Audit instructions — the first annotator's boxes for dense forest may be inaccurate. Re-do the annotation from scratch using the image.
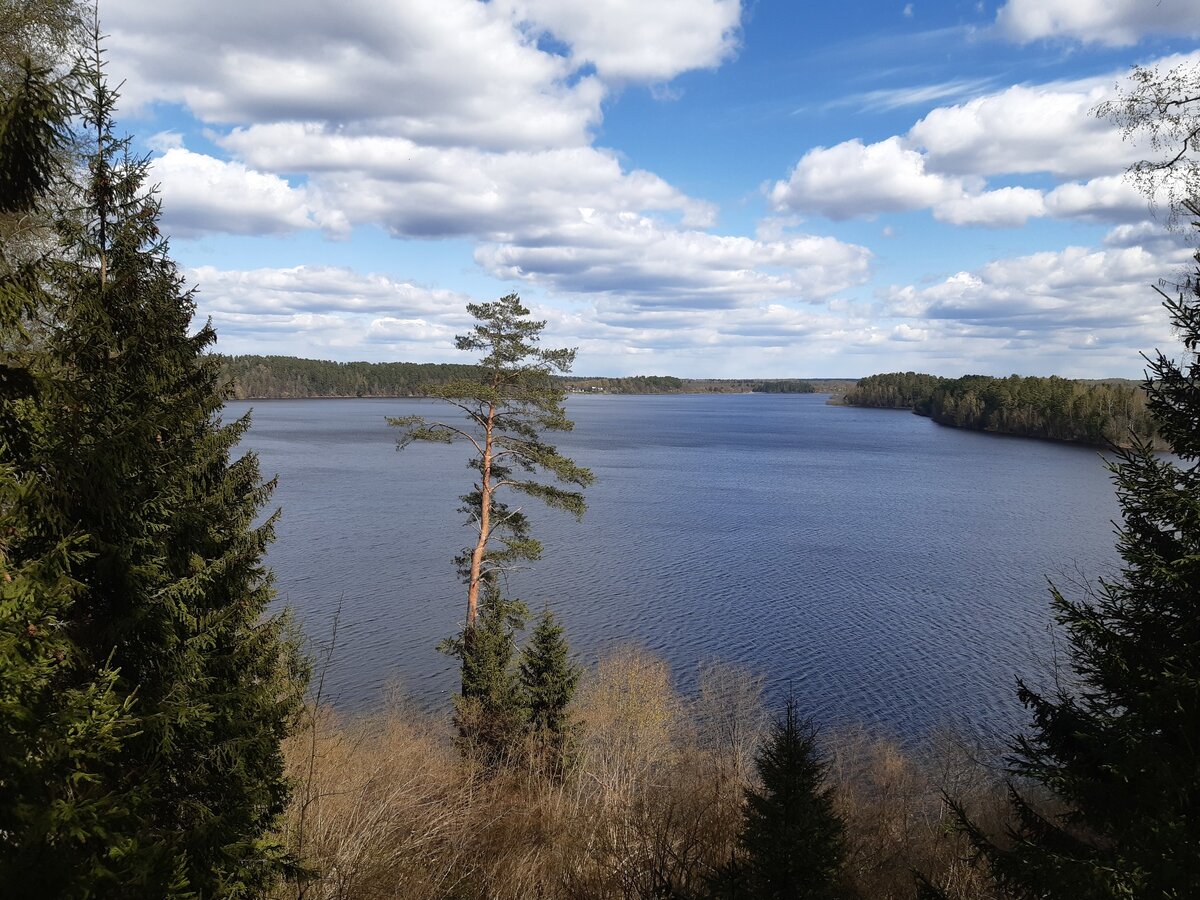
[841,372,945,409]
[217,354,832,398]
[843,371,1158,447]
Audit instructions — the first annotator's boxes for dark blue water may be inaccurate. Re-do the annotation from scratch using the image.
[228,394,1121,741]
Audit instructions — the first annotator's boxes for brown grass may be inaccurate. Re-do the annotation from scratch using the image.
[274,648,1013,900]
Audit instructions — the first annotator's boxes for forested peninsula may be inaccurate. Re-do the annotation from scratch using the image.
[841,371,1158,447]
[216,354,851,398]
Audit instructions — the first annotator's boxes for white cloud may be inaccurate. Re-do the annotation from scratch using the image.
[97,0,1198,374]
[770,137,966,219]
[498,0,742,81]
[832,78,996,112]
[873,240,1196,376]
[1102,221,1191,254]
[996,0,1200,45]
[189,261,876,371]
[190,265,477,359]
[771,64,1196,228]
[150,148,318,238]
[1044,175,1150,223]
[907,83,1133,179]
[771,138,1051,227]
[107,0,604,151]
[892,323,927,342]
[885,244,1187,332]
[933,186,1046,227]
[107,0,742,151]
[221,125,714,239]
[146,130,183,152]
[476,209,872,309]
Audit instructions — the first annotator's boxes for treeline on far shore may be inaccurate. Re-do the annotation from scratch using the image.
[216,354,850,398]
[840,371,1158,448]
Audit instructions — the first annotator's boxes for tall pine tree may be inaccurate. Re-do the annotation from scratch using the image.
[391,293,594,635]
[953,205,1200,897]
[392,293,592,753]
[0,34,305,896]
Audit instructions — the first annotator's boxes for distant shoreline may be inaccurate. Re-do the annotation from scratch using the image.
[226,390,840,400]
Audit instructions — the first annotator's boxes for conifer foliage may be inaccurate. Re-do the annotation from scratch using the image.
[391,293,594,634]
[723,697,847,900]
[957,206,1200,897]
[392,294,592,751]
[445,585,528,766]
[0,36,305,897]
[519,607,581,772]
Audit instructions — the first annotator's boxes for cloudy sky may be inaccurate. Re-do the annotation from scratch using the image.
[103,0,1200,377]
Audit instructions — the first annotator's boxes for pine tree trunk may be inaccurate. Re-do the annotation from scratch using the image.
[465,398,497,630]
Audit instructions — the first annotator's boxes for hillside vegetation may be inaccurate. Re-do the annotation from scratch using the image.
[216,354,840,398]
[843,371,1157,447]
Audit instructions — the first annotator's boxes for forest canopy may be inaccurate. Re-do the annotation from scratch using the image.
[216,354,825,398]
[843,372,1157,448]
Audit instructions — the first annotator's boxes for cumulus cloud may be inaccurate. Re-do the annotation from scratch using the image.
[769,137,965,219]
[189,265,478,359]
[107,0,602,150]
[498,0,742,81]
[221,125,714,239]
[190,265,472,317]
[103,0,790,322]
[932,186,1046,227]
[771,137,1054,227]
[150,148,319,238]
[770,68,1188,228]
[996,0,1200,45]
[106,0,741,150]
[1102,221,1192,254]
[476,209,872,309]
[885,244,1188,335]
[868,240,1198,376]
[146,130,184,152]
[188,261,875,371]
[907,83,1133,179]
[537,298,888,377]
[1043,175,1150,223]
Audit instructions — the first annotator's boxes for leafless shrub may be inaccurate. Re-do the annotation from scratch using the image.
[827,726,1011,900]
[276,648,1017,900]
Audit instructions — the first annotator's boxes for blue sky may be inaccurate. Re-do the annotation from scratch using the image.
[103,0,1200,377]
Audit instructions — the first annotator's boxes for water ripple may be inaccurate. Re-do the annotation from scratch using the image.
[232,394,1121,742]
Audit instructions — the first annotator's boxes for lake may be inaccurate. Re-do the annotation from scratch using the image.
[228,394,1122,742]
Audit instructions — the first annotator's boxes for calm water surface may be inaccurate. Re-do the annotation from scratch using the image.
[228,394,1121,741]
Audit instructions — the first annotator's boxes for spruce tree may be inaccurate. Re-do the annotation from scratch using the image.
[954,206,1200,898]
[0,53,144,896]
[0,37,305,896]
[730,697,847,900]
[443,584,528,766]
[518,607,580,774]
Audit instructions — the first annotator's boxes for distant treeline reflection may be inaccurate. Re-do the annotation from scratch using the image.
[216,354,829,398]
[843,371,1158,447]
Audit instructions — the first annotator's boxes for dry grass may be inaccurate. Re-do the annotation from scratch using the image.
[274,648,1013,900]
